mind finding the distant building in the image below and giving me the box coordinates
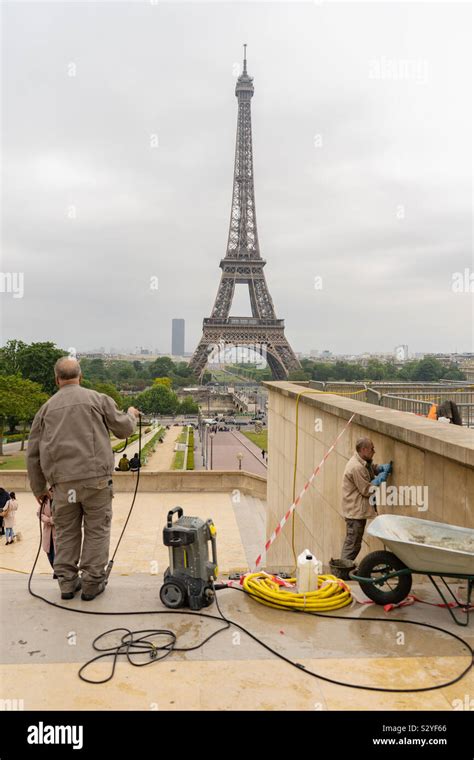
[394,345,409,361]
[172,319,185,356]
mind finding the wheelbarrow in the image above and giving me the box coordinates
[350,514,474,626]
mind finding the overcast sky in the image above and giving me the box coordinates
[1,0,473,357]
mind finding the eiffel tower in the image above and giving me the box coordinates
[189,46,301,381]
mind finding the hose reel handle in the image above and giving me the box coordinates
[167,506,183,527]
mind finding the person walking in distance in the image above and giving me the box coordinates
[27,357,140,601]
[0,491,17,545]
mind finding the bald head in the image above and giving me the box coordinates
[356,437,375,461]
[54,357,82,386]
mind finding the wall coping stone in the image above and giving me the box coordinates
[263,380,474,468]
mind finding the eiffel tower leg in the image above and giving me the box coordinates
[265,340,301,380]
[189,336,213,379]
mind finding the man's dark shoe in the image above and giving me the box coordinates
[61,578,82,600]
[81,582,106,602]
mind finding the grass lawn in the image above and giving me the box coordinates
[171,427,187,469]
[242,430,268,452]
[0,451,27,469]
[172,451,185,470]
[176,429,188,444]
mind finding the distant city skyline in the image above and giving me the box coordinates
[74,345,474,364]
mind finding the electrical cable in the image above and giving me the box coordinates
[218,582,474,693]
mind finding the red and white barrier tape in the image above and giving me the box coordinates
[253,413,355,570]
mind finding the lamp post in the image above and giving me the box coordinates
[205,423,210,469]
[236,452,244,471]
[199,415,206,467]
[209,431,215,470]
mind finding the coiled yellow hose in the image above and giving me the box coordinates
[241,572,352,611]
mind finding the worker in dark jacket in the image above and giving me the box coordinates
[27,357,140,602]
[129,453,141,472]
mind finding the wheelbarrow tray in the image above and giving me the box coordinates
[367,514,474,575]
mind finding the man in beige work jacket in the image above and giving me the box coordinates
[340,437,381,563]
[27,357,140,601]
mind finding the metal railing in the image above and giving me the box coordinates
[203,317,285,327]
[305,380,474,426]
[379,395,474,427]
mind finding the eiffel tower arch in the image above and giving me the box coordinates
[189,46,301,382]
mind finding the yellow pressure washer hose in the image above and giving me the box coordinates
[241,572,352,612]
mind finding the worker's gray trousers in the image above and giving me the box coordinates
[51,477,114,594]
[341,518,367,562]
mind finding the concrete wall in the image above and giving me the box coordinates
[0,470,267,500]
[263,381,474,572]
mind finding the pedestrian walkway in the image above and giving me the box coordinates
[194,429,267,475]
[142,426,183,471]
[113,424,161,469]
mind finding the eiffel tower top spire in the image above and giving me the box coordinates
[235,43,254,97]
[226,44,259,262]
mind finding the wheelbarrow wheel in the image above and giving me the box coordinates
[357,550,412,605]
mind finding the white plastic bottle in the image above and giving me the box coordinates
[296,549,322,593]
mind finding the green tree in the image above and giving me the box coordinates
[106,361,135,383]
[0,340,64,394]
[179,395,199,414]
[153,377,172,389]
[85,358,107,380]
[441,364,466,381]
[136,384,180,415]
[0,339,27,375]
[92,382,124,408]
[310,362,332,381]
[365,360,387,381]
[382,362,400,380]
[148,357,175,378]
[0,375,47,455]
[288,369,311,381]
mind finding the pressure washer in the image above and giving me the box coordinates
[160,506,218,610]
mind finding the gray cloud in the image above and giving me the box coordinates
[1,1,472,356]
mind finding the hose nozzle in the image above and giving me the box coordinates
[105,560,114,585]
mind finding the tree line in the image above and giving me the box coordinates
[0,341,202,453]
[231,356,466,383]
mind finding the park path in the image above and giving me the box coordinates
[142,426,183,471]
[113,424,161,468]
[194,429,267,475]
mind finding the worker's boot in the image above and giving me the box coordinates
[81,581,106,602]
[61,578,82,600]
